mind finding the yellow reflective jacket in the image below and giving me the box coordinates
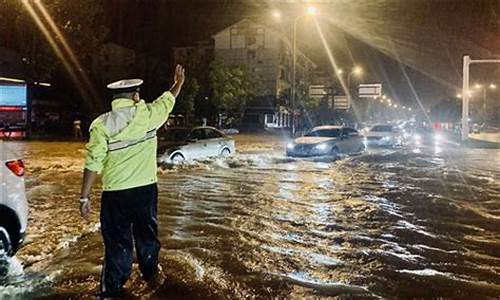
[84,91,175,191]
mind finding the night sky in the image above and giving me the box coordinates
[101,0,500,108]
[3,0,500,109]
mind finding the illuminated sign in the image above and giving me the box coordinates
[0,106,25,111]
[0,83,27,106]
[358,83,382,98]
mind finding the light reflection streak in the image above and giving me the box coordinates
[313,18,362,122]
[21,0,99,109]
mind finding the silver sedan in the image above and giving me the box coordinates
[286,125,365,157]
[157,126,235,163]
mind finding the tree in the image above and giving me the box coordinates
[208,60,253,121]
[174,76,199,117]
[0,0,108,80]
[0,0,108,114]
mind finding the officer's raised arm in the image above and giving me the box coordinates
[147,64,185,129]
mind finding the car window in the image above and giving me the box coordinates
[205,128,223,139]
[305,129,341,137]
[190,129,207,140]
[343,128,359,136]
[371,125,393,132]
[160,128,191,141]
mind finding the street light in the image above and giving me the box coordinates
[290,6,317,136]
[353,66,363,76]
[336,69,344,75]
[474,82,496,119]
[274,6,318,136]
[346,66,363,96]
[307,6,317,15]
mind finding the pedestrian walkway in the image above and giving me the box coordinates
[467,132,500,148]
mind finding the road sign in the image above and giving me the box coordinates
[333,95,349,110]
[309,85,328,99]
[358,83,382,98]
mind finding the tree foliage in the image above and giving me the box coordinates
[208,60,253,117]
[0,0,108,80]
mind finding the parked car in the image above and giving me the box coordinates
[363,124,402,147]
[157,126,235,163]
[286,125,365,157]
[0,142,27,257]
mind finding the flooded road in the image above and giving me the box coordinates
[1,134,499,299]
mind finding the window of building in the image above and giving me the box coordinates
[231,35,245,48]
[247,36,257,46]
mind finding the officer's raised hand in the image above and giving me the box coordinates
[170,64,185,97]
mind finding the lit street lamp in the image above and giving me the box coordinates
[273,5,317,137]
[474,82,496,120]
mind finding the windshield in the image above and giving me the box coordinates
[305,129,341,137]
[371,125,393,132]
[160,128,191,141]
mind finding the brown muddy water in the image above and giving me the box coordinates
[0,134,499,299]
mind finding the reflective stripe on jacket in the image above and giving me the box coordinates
[84,91,175,191]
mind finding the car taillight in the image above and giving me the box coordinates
[5,160,24,176]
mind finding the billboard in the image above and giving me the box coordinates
[0,83,27,106]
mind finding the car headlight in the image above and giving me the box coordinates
[314,143,329,152]
[381,136,392,141]
[287,142,295,150]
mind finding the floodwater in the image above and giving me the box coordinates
[1,134,499,299]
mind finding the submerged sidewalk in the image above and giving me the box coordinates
[466,132,500,148]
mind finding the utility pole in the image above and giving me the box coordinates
[291,18,298,137]
[461,55,500,140]
[462,55,470,141]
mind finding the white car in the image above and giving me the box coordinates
[0,141,27,257]
[363,124,402,147]
[157,126,236,163]
[286,125,365,157]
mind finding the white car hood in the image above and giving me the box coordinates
[364,132,393,137]
[294,136,337,144]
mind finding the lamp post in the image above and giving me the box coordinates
[274,6,317,137]
[474,83,496,123]
[345,66,363,107]
[462,55,500,140]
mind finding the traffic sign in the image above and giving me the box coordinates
[358,83,382,98]
[309,85,328,99]
[333,96,349,110]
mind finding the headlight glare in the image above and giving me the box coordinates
[315,143,329,152]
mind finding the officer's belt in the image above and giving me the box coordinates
[108,129,157,152]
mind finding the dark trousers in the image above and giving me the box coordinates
[100,183,161,295]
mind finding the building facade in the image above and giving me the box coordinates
[212,19,316,131]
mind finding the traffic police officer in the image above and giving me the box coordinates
[79,65,185,298]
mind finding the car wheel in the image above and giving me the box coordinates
[171,153,185,163]
[0,227,12,257]
[330,147,340,157]
[220,148,231,157]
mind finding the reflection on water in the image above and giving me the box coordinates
[1,136,500,298]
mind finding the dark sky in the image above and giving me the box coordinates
[2,0,498,109]
[102,0,500,108]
